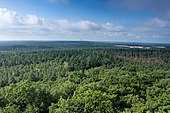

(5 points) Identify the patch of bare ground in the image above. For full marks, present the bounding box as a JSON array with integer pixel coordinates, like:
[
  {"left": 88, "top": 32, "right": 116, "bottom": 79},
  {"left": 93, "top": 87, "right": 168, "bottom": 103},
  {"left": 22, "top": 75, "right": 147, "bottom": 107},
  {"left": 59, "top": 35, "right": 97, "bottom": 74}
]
[{"left": 126, "top": 57, "right": 164, "bottom": 64}]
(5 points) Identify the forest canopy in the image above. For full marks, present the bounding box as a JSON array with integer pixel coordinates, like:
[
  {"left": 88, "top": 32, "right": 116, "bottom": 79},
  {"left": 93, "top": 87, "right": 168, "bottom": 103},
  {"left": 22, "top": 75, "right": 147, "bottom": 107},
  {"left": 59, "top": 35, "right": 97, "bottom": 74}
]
[{"left": 0, "top": 41, "right": 170, "bottom": 113}]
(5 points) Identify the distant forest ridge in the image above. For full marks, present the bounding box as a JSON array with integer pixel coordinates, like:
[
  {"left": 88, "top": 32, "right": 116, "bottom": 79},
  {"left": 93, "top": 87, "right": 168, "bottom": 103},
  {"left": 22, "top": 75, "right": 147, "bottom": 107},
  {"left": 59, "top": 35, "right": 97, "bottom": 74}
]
[{"left": 0, "top": 41, "right": 169, "bottom": 51}]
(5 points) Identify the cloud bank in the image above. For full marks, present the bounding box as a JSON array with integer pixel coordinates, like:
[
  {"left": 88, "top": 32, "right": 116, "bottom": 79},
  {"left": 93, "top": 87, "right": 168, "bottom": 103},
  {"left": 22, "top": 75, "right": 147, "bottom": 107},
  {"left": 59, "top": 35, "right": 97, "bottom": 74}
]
[
  {"left": 0, "top": 8, "right": 126, "bottom": 40},
  {"left": 0, "top": 7, "right": 170, "bottom": 42}
]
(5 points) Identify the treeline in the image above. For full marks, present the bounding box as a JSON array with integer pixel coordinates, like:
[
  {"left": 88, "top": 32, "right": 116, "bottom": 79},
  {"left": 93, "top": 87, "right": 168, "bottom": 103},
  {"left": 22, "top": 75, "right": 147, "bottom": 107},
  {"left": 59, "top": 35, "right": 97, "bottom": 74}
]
[
  {"left": 0, "top": 41, "right": 113, "bottom": 51},
  {"left": 0, "top": 46, "right": 170, "bottom": 112}
]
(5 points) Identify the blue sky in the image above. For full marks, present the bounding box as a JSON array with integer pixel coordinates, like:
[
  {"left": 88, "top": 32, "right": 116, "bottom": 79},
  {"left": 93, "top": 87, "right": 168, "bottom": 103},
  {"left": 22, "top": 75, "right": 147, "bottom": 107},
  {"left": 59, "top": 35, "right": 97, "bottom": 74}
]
[{"left": 0, "top": 0, "right": 170, "bottom": 43}]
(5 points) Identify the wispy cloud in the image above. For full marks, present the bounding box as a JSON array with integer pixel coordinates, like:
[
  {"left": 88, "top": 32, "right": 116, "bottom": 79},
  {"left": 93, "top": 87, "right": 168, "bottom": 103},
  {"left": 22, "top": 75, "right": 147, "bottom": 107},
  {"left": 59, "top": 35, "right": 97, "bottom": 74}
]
[
  {"left": 141, "top": 18, "right": 170, "bottom": 28},
  {"left": 127, "top": 17, "right": 170, "bottom": 42}
]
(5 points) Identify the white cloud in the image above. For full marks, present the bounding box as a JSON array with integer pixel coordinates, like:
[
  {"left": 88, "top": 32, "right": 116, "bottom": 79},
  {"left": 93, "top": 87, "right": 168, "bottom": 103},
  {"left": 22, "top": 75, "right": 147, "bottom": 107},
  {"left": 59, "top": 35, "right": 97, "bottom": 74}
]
[
  {"left": 0, "top": 8, "right": 20, "bottom": 24},
  {"left": 53, "top": 19, "right": 99, "bottom": 31},
  {"left": 0, "top": 8, "right": 128, "bottom": 41},
  {"left": 0, "top": 8, "right": 46, "bottom": 26},
  {"left": 74, "top": 20, "right": 99, "bottom": 31},
  {"left": 102, "top": 22, "right": 124, "bottom": 32},
  {"left": 24, "top": 15, "right": 44, "bottom": 25},
  {"left": 0, "top": 8, "right": 127, "bottom": 41}
]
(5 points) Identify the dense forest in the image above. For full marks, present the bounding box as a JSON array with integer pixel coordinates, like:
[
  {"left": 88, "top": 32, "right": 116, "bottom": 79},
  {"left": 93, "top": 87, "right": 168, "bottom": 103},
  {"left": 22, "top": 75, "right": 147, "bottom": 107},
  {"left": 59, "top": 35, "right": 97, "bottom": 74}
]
[{"left": 0, "top": 41, "right": 170, "bottom": 113}]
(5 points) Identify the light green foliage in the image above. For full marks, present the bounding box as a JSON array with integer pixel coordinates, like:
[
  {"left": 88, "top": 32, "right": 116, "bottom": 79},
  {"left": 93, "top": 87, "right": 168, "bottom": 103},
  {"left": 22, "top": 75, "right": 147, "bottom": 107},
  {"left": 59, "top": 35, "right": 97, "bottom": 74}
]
[
  {"left": 0, "top": 105, "right": 20, "bottom": 113},
  {"left": 0, "top": 81, "right": 52, "bottom": 112},
  {"left": 71, "top": 89, "right": 114, "bottom": 113}
]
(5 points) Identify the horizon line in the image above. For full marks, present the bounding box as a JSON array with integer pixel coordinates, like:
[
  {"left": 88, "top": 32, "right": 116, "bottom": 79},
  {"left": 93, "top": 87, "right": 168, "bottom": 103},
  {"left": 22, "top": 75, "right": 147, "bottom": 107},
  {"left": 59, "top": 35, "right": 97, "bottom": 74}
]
[{"left": 0, "top": 40, "right": 170, "bottom": 44}]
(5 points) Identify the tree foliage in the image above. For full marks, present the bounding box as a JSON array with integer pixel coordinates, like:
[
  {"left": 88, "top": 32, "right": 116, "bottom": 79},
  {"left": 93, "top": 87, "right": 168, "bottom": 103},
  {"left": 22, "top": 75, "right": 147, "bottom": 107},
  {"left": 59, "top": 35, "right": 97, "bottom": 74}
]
[{"left": 0, "top": 41, "right": 170, "bottom": 112}]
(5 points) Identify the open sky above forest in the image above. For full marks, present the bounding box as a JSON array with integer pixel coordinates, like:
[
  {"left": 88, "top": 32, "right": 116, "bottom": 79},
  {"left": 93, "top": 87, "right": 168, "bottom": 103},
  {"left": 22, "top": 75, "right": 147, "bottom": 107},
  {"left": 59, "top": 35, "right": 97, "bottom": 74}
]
[{"left": 0, "top": 0, "right": 170, "bottom": 43}]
